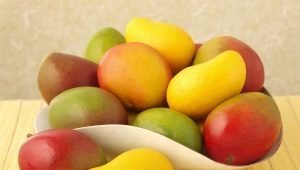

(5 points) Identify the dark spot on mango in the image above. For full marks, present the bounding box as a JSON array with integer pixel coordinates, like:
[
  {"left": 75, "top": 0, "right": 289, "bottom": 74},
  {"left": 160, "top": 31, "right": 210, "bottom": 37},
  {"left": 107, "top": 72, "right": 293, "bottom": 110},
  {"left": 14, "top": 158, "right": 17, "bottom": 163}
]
[{"left": 226, "top": 154, "right": 235, "bottom": 165}]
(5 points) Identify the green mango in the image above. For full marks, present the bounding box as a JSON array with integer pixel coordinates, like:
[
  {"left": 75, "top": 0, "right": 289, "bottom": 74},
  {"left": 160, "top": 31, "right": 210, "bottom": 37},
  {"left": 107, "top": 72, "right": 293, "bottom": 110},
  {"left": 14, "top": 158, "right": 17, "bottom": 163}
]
[
  {"left": 132, "top": 108, "right": 202, "bottom": 152},
  {"left": 84, "top": 27, "right": 125, "bottom": 64},
  {"left": 48, "top": 87, "right": 127, "bottom": 129}
]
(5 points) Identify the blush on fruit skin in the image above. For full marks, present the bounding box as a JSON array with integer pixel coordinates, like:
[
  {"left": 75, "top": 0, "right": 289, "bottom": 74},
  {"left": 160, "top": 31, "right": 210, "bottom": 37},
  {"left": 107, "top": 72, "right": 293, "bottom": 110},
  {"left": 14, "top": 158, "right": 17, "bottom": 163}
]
[
  {"left": 203, "top": 92, "right": 281, "bottom": 165},
  {"left": 194, "top": 43, "right": 202, "bottom": 54},
  {"left": 38, "top": 52, "right": 99, "bottom": 104},
  {"left": 193, "top": 36, "right": 265, "bottom": 93},
  {"left": 223, "top": 37, "right": 264, "bottom": 92},
  {"left": 97, "top": 42, "right": 172, "bottom": 111},
  {"left": 18, "top": 129, "right": 106, "bottom": 170}
]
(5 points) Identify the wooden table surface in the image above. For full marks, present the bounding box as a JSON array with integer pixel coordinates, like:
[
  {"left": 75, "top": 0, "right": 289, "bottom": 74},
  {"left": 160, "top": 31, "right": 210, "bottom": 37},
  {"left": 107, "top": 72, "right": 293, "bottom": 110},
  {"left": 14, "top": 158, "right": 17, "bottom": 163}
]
[{"left": 1, "top": 97, "right": 299, "bottom": 170}]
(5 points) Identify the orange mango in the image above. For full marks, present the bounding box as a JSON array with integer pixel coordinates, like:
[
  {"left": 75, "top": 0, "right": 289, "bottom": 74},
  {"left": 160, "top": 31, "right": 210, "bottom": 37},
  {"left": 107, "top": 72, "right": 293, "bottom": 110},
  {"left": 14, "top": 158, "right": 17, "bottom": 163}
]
[{"left": 98, "top": 42, "right": 172, "bottom": 111}]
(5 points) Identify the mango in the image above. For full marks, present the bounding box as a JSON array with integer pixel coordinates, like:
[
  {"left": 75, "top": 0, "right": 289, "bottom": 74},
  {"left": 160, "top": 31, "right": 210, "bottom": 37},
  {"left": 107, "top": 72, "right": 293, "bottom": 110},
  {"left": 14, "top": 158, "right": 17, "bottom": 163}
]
[
  {"left": 38, "top": 52, "right": 99, "bottom": 104},
  {"left": 203, "top": 92, "right": 282, "bottom": 165},
  {"left": 48, "top": 87, "right": 127, "bottom": 129},
  {"left": 85, "top": 27, "right": 125, "bottom": 64},
  {"left": 90, "top": 148, "right": 173, "bottom": 170},
  {"left": 132, "top": 108, "right": 202, "bottom": 152},
  {"left": 18, "top": 129, "right": 106, "bottom": 170},
  {"left": 167, "top": 50, "right": 246, "bottom": 118},
  {"left": 193, "top": 36, "right": 264, "bottom": 92},
  {"left": 98, "top": 42, "right": 172, "bottom": 111},
  {"left": 125, "top": 17, "right": 194, "bottom": 73}
]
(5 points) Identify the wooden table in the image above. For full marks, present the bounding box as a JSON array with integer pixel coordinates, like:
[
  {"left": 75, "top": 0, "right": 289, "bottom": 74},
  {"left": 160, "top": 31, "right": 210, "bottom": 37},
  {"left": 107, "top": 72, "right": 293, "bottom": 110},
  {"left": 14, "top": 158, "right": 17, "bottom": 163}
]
[{"left": 1, "top": 97, "right": 299, "bottom": 170}]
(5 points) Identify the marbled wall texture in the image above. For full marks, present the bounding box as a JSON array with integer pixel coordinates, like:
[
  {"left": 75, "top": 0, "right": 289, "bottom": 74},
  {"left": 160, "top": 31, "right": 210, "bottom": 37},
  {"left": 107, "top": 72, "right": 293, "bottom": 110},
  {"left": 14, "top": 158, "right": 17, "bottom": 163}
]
[{"left": 0, "top": 0, "right": 299, "bottom": 99}]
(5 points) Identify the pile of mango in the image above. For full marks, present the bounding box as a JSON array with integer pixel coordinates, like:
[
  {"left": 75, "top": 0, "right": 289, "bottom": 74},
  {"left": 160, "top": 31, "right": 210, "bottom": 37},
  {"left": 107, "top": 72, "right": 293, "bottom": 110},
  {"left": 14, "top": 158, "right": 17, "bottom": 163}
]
[{"left": 18, "top": 17, "right": 282, "bottom": 170}]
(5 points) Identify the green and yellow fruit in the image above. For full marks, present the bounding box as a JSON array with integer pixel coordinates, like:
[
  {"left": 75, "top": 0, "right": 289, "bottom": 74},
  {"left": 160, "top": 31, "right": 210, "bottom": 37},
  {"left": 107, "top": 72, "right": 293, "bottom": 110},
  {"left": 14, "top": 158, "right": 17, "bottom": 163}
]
[
  {"left": 85, "top": 27, "right": 125, "bottom": 64},
  {"left": 132, "top": 108, "right": 202, "bottom": 152},
  {"left": 48, "top": 87, "right": 127, "bottom": 129}
]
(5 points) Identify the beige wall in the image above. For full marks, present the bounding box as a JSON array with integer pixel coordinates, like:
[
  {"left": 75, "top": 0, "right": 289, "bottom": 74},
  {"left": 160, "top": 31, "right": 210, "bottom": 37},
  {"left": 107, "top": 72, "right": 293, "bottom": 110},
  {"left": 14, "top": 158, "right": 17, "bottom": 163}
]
[{"left": 0, "top": 0, "right": 299, "bottom": 99}]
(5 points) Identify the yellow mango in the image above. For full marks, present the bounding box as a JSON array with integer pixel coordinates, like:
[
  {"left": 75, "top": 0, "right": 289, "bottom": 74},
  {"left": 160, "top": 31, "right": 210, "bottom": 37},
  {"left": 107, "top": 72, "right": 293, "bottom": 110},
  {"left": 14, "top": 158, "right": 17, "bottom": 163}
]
[
  {"left": 90, "top": 148, "right": 173, "bottom": 170},
  {"left": 167, "top": 50, "right": 246, "bottom": 118},
  {"left": 125, "top": 17, "right": 194, "bottom": 73}
]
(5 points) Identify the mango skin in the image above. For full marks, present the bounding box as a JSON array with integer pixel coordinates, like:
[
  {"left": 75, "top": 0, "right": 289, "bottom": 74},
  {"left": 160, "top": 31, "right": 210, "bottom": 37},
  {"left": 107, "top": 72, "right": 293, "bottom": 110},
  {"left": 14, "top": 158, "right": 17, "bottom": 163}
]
[
  {"left": 48, "top": 87, "right": 127, "bottom": 129},
  {"left": 193, "top": 36, "right": 264, "bottom": 92},
  {"left": 167, "top": 50, "right": 246, "bottom": 118},
  {"left": 38, "top": 52, "right": 99, "bottom": 104},
  {"left": 125, "top": 17, "right": 195, "bottom": 73},
  {"left": 203, "top": 92, "right": 282, "bottom": 165},
  {"left": 89, "top": 148, "right": 173, "bottom": 170},
  {"left": 98, "top": 42, "right": 172, "bottom": 111},
  {"left": 18, "top": 129, "right": 106, "bottom": 170},
  {"left": 84, "top": 27, "right": 125, "bottom": 64},
  {"left": 132, "top": 108, "right": 202, "bottom": 152}
]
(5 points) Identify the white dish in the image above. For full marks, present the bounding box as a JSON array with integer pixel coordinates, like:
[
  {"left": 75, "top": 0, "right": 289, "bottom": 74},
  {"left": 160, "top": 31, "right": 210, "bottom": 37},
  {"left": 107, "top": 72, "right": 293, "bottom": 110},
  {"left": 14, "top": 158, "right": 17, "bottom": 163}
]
[{"left": 34, "top": 107, "right": 282, "bottom": 170}]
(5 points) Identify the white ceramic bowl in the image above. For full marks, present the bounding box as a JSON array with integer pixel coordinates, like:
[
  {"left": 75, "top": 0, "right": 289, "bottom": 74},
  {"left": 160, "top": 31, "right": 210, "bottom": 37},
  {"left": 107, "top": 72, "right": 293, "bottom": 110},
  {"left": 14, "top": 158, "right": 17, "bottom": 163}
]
[{"left": 34, "top": 107, "right": 282, "bottom": 170}]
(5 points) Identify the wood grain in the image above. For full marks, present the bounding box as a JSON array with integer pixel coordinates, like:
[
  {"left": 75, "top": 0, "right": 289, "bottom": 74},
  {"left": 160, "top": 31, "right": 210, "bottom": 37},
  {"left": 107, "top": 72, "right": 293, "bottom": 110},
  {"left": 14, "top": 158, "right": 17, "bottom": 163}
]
[
  {"left": 0, "top": 100, "right": 21, "bottom": 170},
  {"left": 2, "top": 100, "right": 43, "bottom": 170},
  {"left": 274, "top": 97, "right": 300, "bottom": 169}
]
